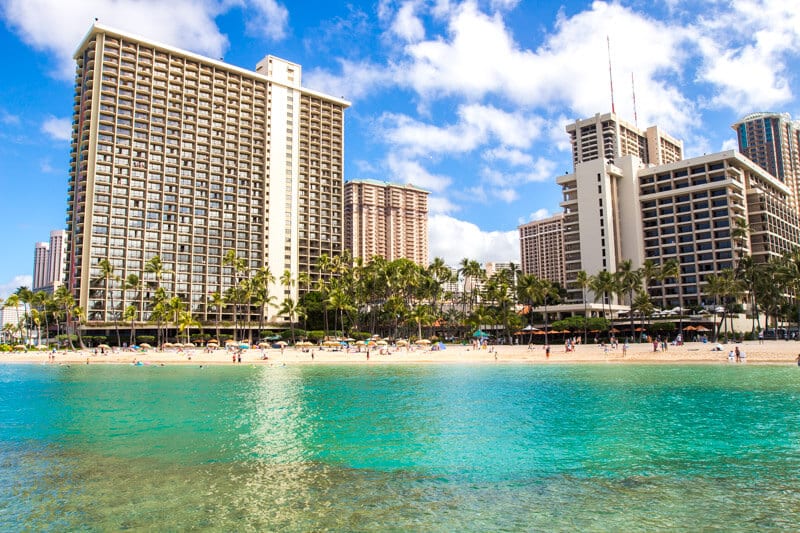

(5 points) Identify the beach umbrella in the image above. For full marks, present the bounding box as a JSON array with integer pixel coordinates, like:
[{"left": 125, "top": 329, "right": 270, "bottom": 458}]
[
  {"left": 257, "top": 342, "right": 271, "bottom": 348},
  {"left": 415, "top": 339, "right": 431, "bottom": 344},
  {"left": 376, "top": 340, "right": 388, "bottom": 346},
  {"left": 97, "top": 344, "right": 111, "bottom": 349},
  {"left": 355, "top": 340, "right": 368, "bottom": 346},
  {"left": 139, "top": 343, "right": 151, "bottom": 349},
  {"left": 683, "top": 325, "right": 696, "bottom": 331},
  {"left": 472, "top": 330, "right": 489, "bottom": 338},
  {"left": 695, "top": 325, "right": 711, "bottom": 332},
  {"left": 395, "top": 339, "right": 409, "bottom": 346},
  {"left": 275, "top": 341, "right": 288, "bottom": 347},
  {"left": 298, "top": 341, "right": 314, "bottom": 347}
]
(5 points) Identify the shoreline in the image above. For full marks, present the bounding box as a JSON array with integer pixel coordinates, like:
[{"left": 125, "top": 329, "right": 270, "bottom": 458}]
[{"left": 4, "top": 339, "right": 800, "bottom": 367}]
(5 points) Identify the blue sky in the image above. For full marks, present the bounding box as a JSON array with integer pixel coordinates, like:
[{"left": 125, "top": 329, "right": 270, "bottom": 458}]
[{"left": 2, "top": 0, "right": 800, "bottom": 298}]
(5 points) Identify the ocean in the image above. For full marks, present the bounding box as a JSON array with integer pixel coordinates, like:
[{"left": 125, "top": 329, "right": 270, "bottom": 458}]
[{"left": 2, "top": 363, "right": 799, "bottom": 531}]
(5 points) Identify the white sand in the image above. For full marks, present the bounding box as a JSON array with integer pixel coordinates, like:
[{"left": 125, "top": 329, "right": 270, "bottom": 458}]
[{"left": 4, "top": 339, "right": 800, "bottom": 366}]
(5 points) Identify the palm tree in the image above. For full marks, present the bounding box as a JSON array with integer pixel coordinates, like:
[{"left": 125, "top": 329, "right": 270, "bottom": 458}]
[
  {"left": 123, "top": 274, "right": 141, "bottom": 346},
  {"left": 703, "top": 273, "right": 726, "bottom": 342},
  {"left": 15, "top": 287, "right": 33, "bottom": 345},
  {"left": 72, "top": 305, "right": 87, "bottom": 348},
  {"left": 660, "top": 258, "right": 681, "bottom": 335},
  {"left": 615, "top": 259, "right": 641, "bottom": 342},
  {"left": 278, "top": 296, "right": 301, "bottom": 344},
  {"left": 123, "top": 305, "right": 137, "bottom": 346},
  {"left": 252, "top": 266, "right": 276, "bottom": 338},
  {"left": 53, "top": 285, "right": 76, "bottom": 349},
  {"left": 177, "top": 310, "right": 200, "bottom": 344},
  {"left": 96, "top": 259, "right": 121, "bottom": 346},
  {"left": 589, "top": 270, "right": 616, "bottom": 336},
  {"left": 208, "top": 292, "right": 225, "bottom": 344},
  {"left": 3, "top": 294, "right": 22, "bottom": 344},
  {"left": 223, "top": 250, "right": 248, "bottom": 340}
]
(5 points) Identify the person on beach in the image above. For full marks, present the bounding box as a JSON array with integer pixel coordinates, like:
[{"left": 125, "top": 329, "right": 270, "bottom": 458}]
[
  {"left": 796, "top": 354, "right": 800, "bottom": 366},
  {"left": 735, "top": 346, "right": 741, "bottom": 363},
  {"left": 545, "top": 345, "right": 550, "bottom": 360}
]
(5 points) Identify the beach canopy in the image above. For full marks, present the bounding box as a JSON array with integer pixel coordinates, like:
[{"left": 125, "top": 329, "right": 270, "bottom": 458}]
[{"left": 472, "top": 330, "right": 489, "bottom": 338}]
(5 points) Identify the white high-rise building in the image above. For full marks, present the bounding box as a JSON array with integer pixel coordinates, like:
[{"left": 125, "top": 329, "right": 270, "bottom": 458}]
[
  {"left": 65, "top": 23, "right": 349, "bottom": 329},
  {"left": 557, "top": 112, "right": 800, "bottom": 310}
]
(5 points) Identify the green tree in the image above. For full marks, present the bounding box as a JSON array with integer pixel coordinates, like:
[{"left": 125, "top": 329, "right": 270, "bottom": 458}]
[{"left": 96, "top": 259, "right": 122, "bottom": 346}]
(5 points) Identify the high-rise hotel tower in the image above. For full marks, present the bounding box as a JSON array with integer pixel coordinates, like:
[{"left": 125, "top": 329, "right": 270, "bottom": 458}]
[
  {"left": 66, "top": 23, "right": 349, "bottom": 328},
  {"left": 343, "top": 179, "right": 429, "bottom": 267}
]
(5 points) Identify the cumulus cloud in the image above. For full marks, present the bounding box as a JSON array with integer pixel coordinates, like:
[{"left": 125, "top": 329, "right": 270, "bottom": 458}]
[
  {"left": 1, "top": 0, "right": 230, "bottom": 79},
  {"left": 244, "top": 0, "right": 290, "bottom": 40},
  {"left": 0, "top": 275, "right": 32, "bottom": 299},
  {"left": 386, "top": 154, "right": 452, "bottom": 193},
  {"left": 0, "top": 0, "right": 289, "bottom": 80},
  {"left": 1, "top": 110, "right": 20, "bottom": 125},
  {"left": 41, "top": 116, "right": 71, "bottom": 141},
  {"left": 381, "top": 103, "right": 544, "bottom": 157},
  {"left": 390, "top": 1, "right": 426, "bottom": 42},
  {"left": 693, "top": 0, "right": 800, "bottom": 110},
  {"left": 429, "top": 214, "right": 519, "bottom": 265},
  {"left": 519, "top": 208, "right": 552, "bottom": 225}
]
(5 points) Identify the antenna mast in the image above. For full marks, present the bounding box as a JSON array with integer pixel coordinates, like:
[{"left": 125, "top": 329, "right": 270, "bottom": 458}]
[
  {"left": 607, "top": 36, "right": 615, "bottom": 114},
  {"left": 632, "top": 72, "right": 638, "bottom": 127}
]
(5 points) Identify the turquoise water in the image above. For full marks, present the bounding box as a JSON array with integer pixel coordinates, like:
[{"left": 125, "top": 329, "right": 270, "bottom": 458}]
[{"left": 2, "top": 363, "right": 800, "bottom": 531}]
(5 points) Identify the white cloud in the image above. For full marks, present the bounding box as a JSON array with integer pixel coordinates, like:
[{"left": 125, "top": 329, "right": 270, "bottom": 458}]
[
  {"left": 391, "top": 1, "right": 425, "bottom": 42},
  {"left": 519, "top": 208, "right": 552, "bottom": 225},
  {"left": 693, "top": 0, "right": 800, "bottom": 110},
  {"left": 41, "top": 115, "right": 71, "bottom": 141},
  {"left": 0, "top": 275, "right": 33, "bottom": 299},
  {"left": 381, "top": 103, "right": 544, "bottom": 157},
  {"left": 1, "top": 110, "right": 20, "bottom": 125},
  {"left": 244, "top": 0, "right": 289, "bottom": 41},
  {"left": 429, "top": 214, "right": 519, "bottom": 265},
  {"left": 720, "top": 138, "right": 738, "bottom": 152},
  {"left": 386, "top": 154, "right": 452, "bottom": 193},
  {"left": 1, "top": 0, "right": 231, "bottom": 79},
  {"left": 483, "top": 147, "right": 533, "bottom": 167},
  {"left": 305, "top": 59, "right": 392, "bottom": 100}
]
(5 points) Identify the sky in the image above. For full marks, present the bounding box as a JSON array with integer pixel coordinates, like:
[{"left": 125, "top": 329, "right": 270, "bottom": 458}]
[{"left": 2, "top": 0, "right": 800, "bottom": 299}]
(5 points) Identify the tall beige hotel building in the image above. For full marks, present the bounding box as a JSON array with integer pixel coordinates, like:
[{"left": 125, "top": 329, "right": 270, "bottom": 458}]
[
  {"left": 66, "top": 23, "right": 349, "bottom": 328},
  {"left": 344, "top": 179, "right": 429, "bottom": 267}
]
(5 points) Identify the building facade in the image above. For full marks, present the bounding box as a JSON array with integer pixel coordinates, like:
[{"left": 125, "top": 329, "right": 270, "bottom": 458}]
[
  {"left": 66, "top": 23, "right": 349, "bottom": 328},
  {"left": 732, "top": 112, "right": 800, "bottom": 211},
  {"left": 343, "top": 179, "right": 429, "bottom": 267},
  {"left": 32, "top": 230, "right": 68, "bottom": 292},
  {"left": 518, "top": 213, "right": 565, "bottom": 287},
  {"left": 33, "top": 242, "right": 50, "bottom": 291},
  {"left": 557, "top": 111, "right": 800, "bottom": 310}
]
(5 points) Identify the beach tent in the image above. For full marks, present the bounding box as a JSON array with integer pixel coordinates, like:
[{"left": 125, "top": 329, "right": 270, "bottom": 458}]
[{"left": 437, "top": 342, "right": 446, "bottom": 350}]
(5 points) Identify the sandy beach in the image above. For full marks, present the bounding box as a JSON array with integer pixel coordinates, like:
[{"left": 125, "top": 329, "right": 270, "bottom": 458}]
[{"left": 4, "top": 338, "right": 800, "bottom": 366}]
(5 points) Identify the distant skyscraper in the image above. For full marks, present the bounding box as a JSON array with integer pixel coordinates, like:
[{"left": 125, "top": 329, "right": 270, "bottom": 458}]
[
  {"left": 518, "top": 214, "right": 565, "bottom": 288},
  {"left": 33, "top": 242, "right": 50, "bottom": 291},
  {"left": 32, "top": 230, "right": 68, "bottom": 292},
  {"left": 47, "top": 230, "right": 67, "bottom": 290},
  {"left": 344, "top": 179, "right": 429, "bottom": 267},
  {"left": 732, "top": 112, "right": 800, "bottom": 210},
  {"left": 66, "top": 23, "right": 349, "bottom": 329}
]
